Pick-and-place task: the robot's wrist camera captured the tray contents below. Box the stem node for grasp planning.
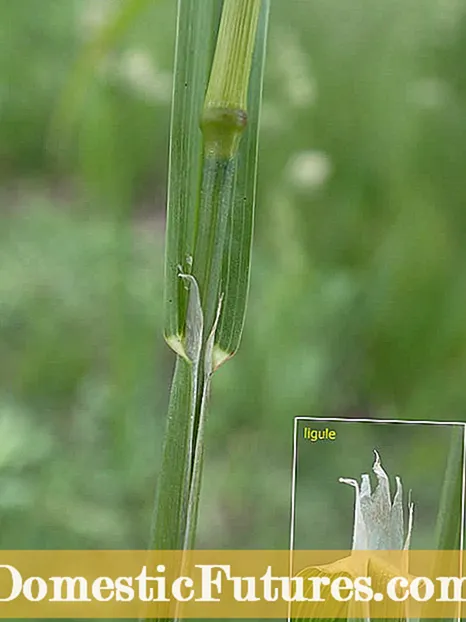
[201,106,248,158]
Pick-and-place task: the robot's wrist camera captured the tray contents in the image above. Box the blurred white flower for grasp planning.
[340,450,414,550]
[80,0,113,35]
[286,150,332,190]
[79,3,172,105]
[408,78,450,110]
[118,49,172,104]
[436,0,464,30]
[273,28,317,108]
[0,401,52,468]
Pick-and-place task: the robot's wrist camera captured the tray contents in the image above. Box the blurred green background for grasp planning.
[1,0,466,562]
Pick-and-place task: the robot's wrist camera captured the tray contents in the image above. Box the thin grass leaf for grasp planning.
[151,0,220,563]
[150,274,203,550]
[434,425,464,550]
[180,2,269,554]
[426,426,465,622]
[191,0,263,339]
[155,0,218,563]
[182,294,223,551]
[214,0,270,366]
[191,154,237,335]
[164,0,218,357]
[149,356,194,551]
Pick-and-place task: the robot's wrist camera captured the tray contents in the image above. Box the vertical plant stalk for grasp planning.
[429,427,465,622]
[153,0,269,573]
[434,426,464,551]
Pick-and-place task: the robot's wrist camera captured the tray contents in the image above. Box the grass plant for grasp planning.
[152,0,270,555]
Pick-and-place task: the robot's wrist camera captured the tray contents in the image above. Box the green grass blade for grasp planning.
[434,425,464,550]
[183,297,223,550]
[191,155,237,336]
[426,426,465,622]
[164,0,270,561]
[150,356,194,551]
[191,0,264,341]
[152,0,220,564]
[152,272,204,549]
[157,0,268,575]
[214,0,270,366]
[163,0,218,357]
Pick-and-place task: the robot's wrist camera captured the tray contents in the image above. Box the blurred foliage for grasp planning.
[0,204,168,549]
[0,0,466,572]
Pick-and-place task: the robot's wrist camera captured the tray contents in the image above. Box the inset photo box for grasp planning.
[291,418,466,551]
